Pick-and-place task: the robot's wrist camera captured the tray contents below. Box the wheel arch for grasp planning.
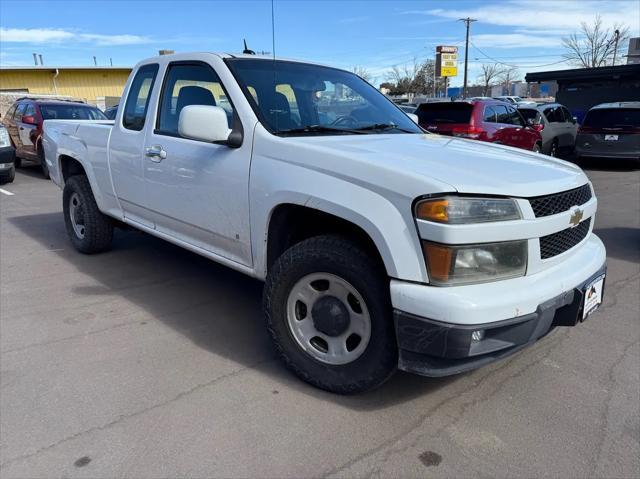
[258,195,426,283]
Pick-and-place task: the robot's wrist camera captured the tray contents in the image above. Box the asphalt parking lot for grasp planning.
[1,161,638,478]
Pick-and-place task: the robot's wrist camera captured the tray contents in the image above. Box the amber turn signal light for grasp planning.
[416,199,449,223]
[422,242,453,282]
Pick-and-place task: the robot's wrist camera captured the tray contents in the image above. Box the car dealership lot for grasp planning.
[1,163,638,478]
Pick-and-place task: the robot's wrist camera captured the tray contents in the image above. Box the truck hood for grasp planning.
[284,133,588,197]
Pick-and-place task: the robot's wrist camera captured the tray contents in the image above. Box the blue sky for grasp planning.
[1,0,638,87]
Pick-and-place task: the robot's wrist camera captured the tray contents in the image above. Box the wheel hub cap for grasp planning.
[69,192,85,239]
[285,272,371,365]
[312,296,350,337]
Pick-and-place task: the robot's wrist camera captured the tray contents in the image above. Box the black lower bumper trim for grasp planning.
[395,264,607,377]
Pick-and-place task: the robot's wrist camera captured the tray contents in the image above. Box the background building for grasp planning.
[628,37,640,64]
[0,66,132,115]
[526,63,640,122]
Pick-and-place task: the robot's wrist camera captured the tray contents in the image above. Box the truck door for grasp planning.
[142,60,253,267]
[108,63,160,228]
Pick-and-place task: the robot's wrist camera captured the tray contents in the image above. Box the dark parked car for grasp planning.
[0,125,16,184]
[575,102,640,162]
[518,103,578,157]
[416,99,542,152]
[103,104,119,120]
[2,98,106,178]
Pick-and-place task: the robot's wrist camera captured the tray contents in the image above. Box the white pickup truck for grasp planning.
[43,52,606,393]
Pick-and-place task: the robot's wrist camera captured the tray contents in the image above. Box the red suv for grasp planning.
[2,98,106,178]
[416,100,543,152]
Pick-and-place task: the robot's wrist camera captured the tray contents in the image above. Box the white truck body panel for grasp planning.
[42,51,605,323]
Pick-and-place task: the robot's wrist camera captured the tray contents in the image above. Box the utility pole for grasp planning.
[612,29,620,66]
[459,17,477,98]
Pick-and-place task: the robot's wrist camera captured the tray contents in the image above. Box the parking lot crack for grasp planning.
[0,357,276,469]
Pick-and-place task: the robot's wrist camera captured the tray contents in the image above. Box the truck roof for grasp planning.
[137,51,333,69]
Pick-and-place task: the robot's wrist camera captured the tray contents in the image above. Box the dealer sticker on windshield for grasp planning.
[604,134,619,141]
[583,274,605,319]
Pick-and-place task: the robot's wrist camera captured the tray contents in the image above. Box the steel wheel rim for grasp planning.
[69,192,85,239]
[286,272,371,365]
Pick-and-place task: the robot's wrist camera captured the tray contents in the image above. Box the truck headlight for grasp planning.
[416,196,521,224]
[422,240,527,285]
[0,127,10,148]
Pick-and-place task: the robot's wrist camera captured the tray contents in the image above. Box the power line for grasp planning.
[470,41,570,68]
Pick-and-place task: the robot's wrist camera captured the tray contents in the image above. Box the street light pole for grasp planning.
[459,17,477,99]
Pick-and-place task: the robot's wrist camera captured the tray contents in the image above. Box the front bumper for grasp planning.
[391,234,607,377]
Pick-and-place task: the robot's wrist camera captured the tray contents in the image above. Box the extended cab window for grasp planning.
[123,64,159,131]
[157,63,233,137]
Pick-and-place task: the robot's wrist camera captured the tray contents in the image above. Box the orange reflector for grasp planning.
[416,199,449,223]
[423,242,454,282]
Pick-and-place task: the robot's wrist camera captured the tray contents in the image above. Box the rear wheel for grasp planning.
[264,235,397,394]
[63,175,113,253]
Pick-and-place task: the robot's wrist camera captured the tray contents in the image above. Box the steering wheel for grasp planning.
[330,115,359,128]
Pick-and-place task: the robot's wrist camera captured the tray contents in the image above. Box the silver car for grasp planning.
[518,103,578,157]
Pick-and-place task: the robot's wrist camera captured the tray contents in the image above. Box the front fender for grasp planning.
[250,163,427,283]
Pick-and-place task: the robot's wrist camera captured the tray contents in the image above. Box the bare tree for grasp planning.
[477,64,505,96]
[562,15,630,67]
[352,66,372,82]
[499,67,520,94]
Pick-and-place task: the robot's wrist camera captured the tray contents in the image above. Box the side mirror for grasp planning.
[407,113,419,124]
[22,115,37,125]
[178,105,230,143]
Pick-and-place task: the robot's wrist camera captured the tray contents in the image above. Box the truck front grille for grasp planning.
[539,218,591,259]
[529,184,592,218]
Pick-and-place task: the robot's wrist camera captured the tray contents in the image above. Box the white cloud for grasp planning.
[406,0,638,32]
[0,28,151,46]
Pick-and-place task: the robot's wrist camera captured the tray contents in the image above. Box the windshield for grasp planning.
[583,108,640,129]
[40,104,107,121]
[225,59,422,136]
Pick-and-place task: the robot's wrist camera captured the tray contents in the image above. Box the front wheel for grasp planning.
[63,175,113,253]
[0,167,15,184]
[263,235,397,394]
[532,142,542,153]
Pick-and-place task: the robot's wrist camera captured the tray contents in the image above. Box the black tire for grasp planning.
[549,140,558,157]
[0,167,15,184]
[533,142,542,153]
[38,144,49,179]
[14,157,22,169]
[263,235,397,394]
[63,175,113,254]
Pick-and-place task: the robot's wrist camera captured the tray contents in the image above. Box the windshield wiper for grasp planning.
[353,123,415,133]
[277,125,368,135]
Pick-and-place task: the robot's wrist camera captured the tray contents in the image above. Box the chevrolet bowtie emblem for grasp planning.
[570,209,583,227]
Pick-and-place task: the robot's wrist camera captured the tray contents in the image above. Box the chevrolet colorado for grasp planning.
[43,53,606,393]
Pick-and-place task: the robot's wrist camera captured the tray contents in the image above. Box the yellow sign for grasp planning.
[436,45,459,78]
[440,66,458,77]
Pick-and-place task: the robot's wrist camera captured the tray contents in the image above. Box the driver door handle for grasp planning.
[145,145,166,162]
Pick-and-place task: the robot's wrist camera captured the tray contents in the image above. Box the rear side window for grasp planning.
[483,106,497,122]
[493,104,510,123]
[583,108,640,129]
[123,64,159,131]
[156,62,234,137]
[416,103,473,124]
[544,106,564,123]
[23,104,36,117]
[13,104,26,120]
